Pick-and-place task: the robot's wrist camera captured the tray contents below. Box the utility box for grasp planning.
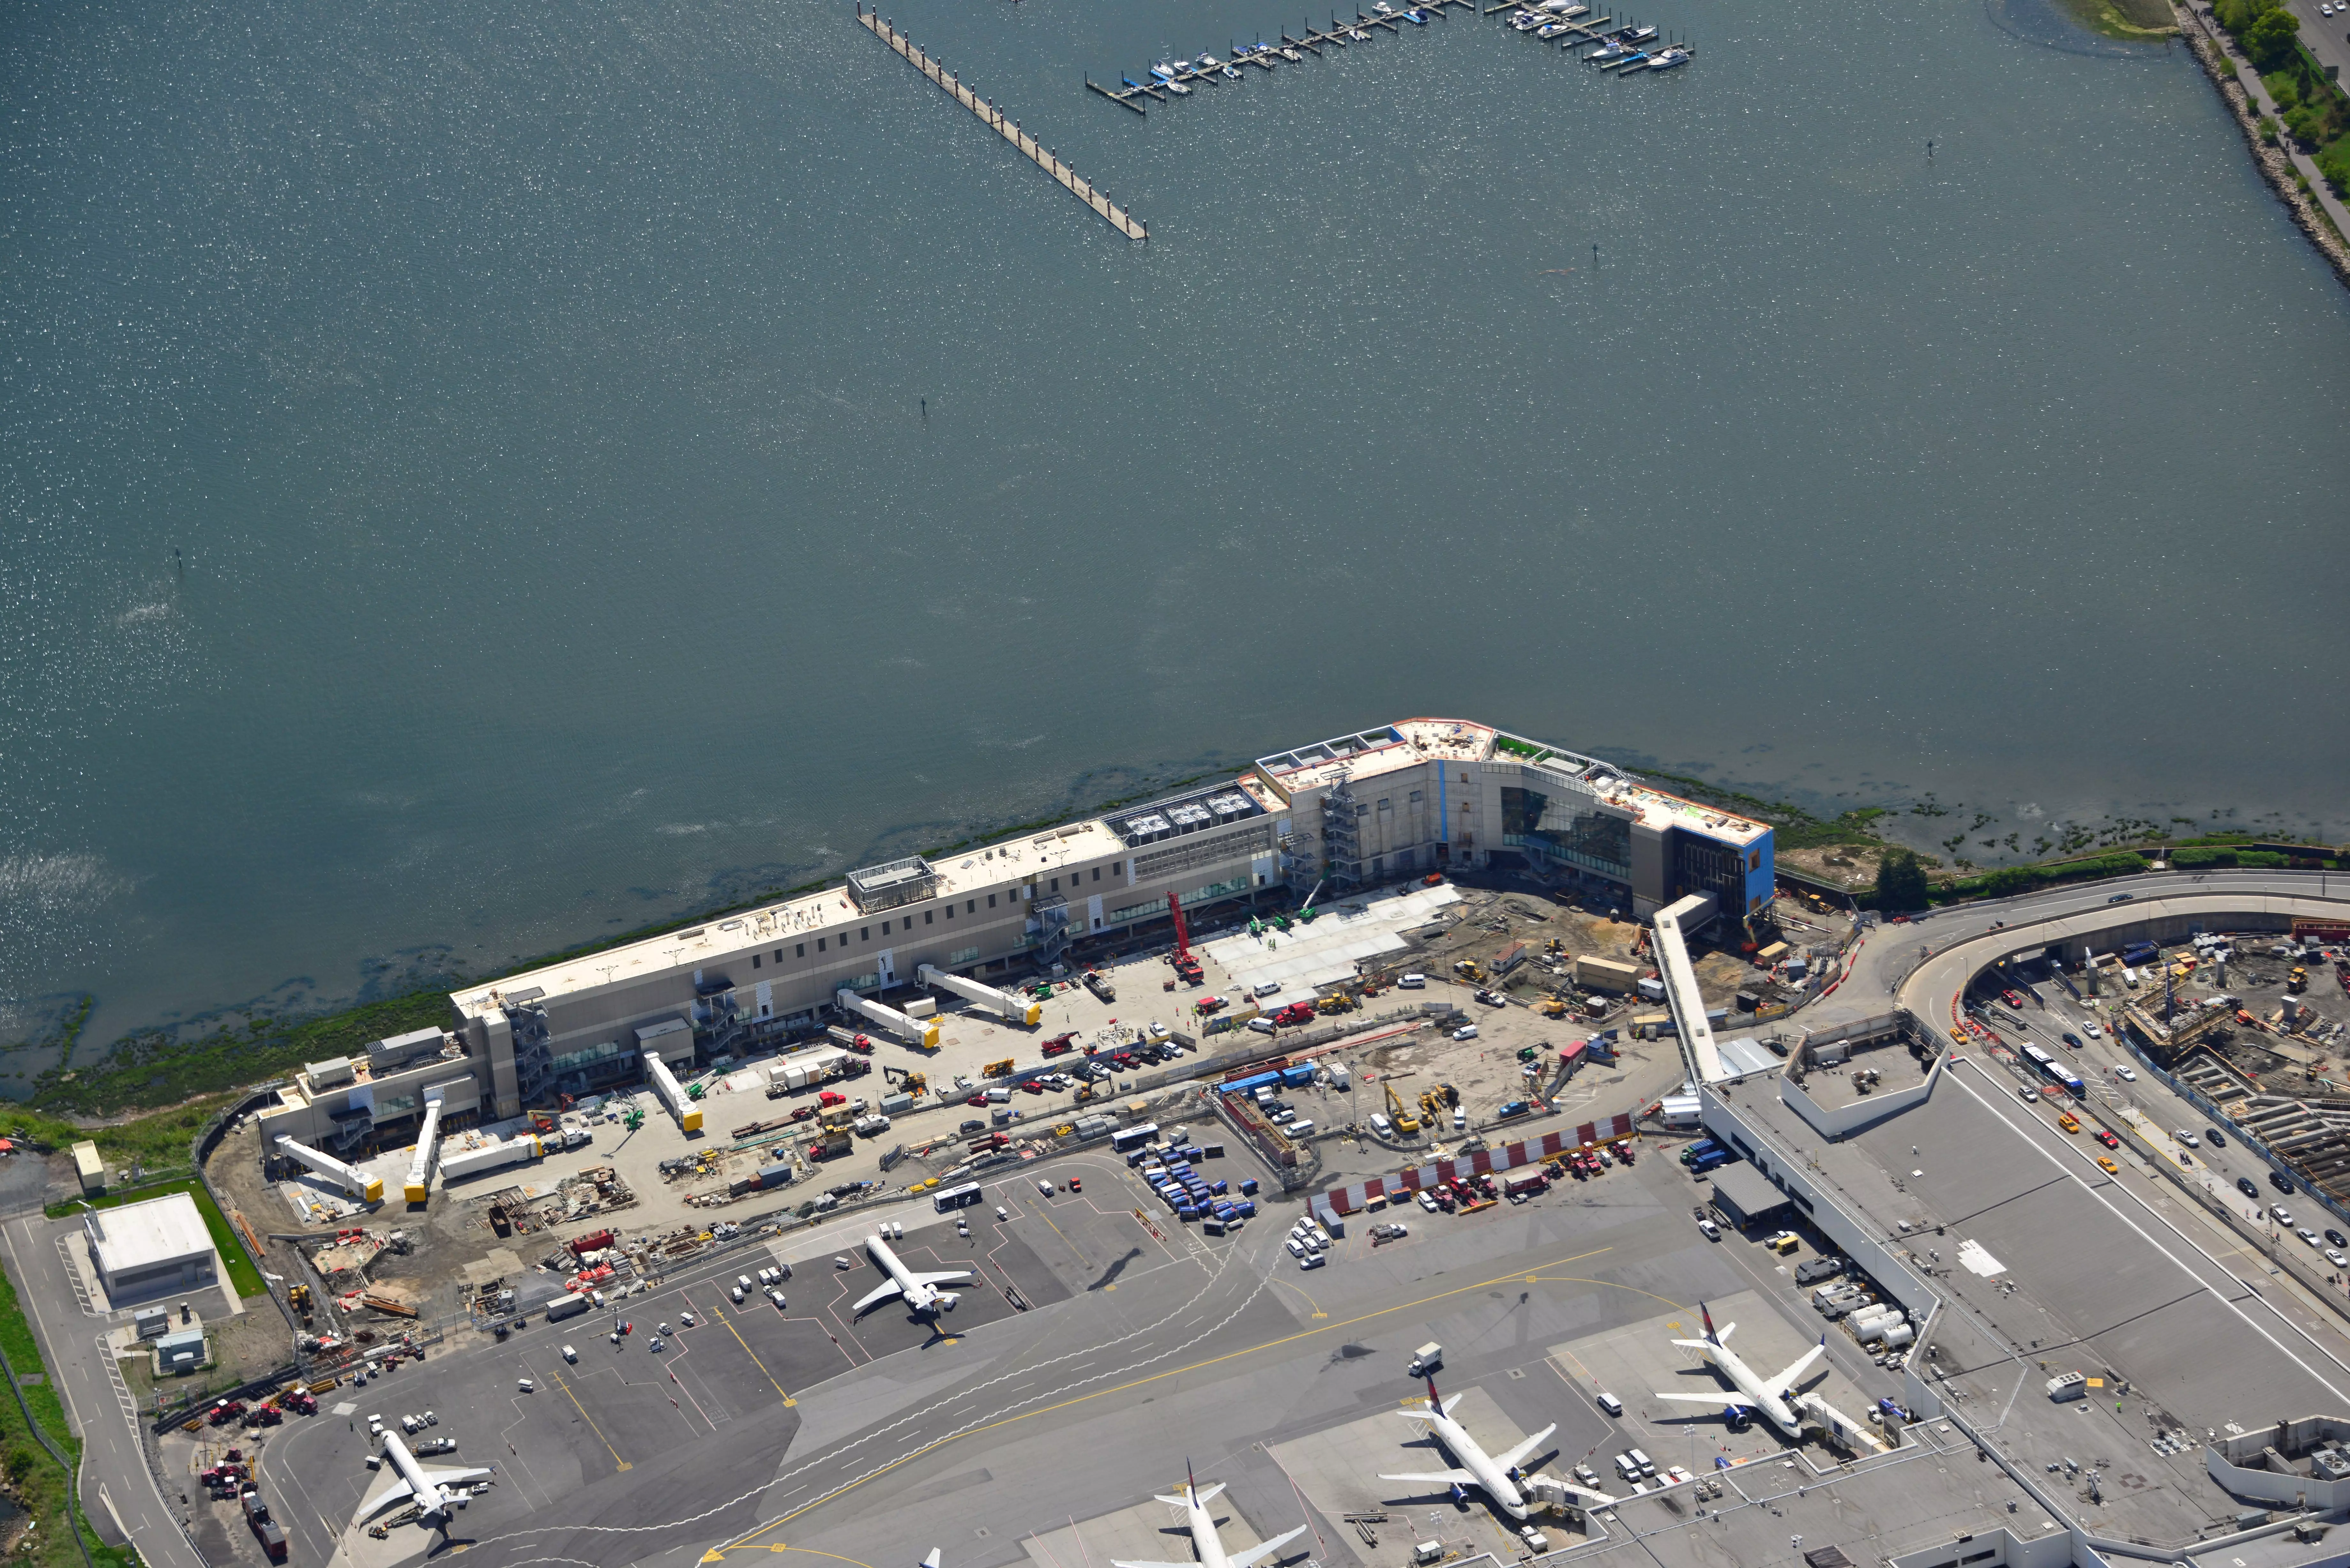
[71,1140,104,1195]
[155,1328,206,1373]
[133,1307,170,1340]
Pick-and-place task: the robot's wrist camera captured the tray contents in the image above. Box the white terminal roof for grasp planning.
[86,1193,213,1271]
[456,818,1122,1019]
[453,714,1766,1020]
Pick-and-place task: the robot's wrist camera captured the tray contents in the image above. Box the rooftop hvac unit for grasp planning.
[1126,813,1170,841]
[1209,792,1251,818]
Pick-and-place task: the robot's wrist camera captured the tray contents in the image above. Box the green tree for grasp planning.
[2244,8,2299,71]
[1874,848,1930,911]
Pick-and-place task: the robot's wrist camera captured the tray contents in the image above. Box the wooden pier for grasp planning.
[857,5,1146,240]
[1484,0,1692,68]
[1088,0,1473,115]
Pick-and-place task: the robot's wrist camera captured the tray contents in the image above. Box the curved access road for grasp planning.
[1804,866,2350,1033]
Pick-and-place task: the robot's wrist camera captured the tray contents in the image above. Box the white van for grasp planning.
[1286,1120,1315,1139]
[1399,973,1427,989]
[1371,1113,1394,1136]
[1253,980,1282,997]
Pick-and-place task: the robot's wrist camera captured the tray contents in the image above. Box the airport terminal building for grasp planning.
[254,717,1772,1148]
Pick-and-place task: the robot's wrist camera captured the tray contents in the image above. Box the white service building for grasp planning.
[83,1193,218,1301]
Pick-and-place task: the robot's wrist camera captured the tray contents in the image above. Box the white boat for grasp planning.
[1647,45,1689,67]
[1280,44,1302,58]
[1351,23,1370,35]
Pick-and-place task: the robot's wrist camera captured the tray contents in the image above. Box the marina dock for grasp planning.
[1088,0,1474,116]
[857,5,1146,240]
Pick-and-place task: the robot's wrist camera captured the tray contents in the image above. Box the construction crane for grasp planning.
[1384,1081,1421,1135]
[1168,893,1203,985]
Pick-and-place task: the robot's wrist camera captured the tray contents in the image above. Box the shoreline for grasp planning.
[2174,0,2350,283]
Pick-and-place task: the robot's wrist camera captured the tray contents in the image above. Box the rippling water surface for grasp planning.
[5,0,2348,1075]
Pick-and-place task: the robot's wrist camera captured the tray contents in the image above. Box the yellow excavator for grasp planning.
[1454,959,1486,984]
[1385,1081,1421,1135]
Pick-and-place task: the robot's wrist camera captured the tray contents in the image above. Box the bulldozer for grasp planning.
[1316,992,1356,1015]
[1384,1081,1421,1136]
[1454,959,1486,984]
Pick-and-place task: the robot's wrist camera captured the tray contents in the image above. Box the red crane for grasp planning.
[1168,893,1203,984]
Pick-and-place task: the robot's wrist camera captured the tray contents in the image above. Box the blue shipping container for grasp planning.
[1240,1178,1260,1196]
[1222,1071,1281,1094]
[1281,1064,1315,1087]
[1210,1178,1228,1195]
[1236,1199,1257,1217]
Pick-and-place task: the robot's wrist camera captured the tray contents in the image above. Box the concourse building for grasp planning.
[254,716,1773,1151]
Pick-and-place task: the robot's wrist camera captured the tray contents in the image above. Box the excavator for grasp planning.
[1417,1083,1459,1122]
[1385,1081,1421,1135]
[883,1065,929,1097]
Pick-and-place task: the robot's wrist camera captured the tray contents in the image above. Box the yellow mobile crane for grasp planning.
[1385,1081,1421,1135]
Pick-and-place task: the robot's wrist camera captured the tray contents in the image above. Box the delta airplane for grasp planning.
[1112,1463,1309,1568]
[1379,1376,1558,1521]
[852,1232,974,1317]
[360,1430,494,1532]
[1651,1301,1825,1439]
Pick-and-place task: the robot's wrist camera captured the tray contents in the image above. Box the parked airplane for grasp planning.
[360,1431,494,1531]
[1380,1376,1556,1520]
[1111,1462,1309,1568]
[853,1233,974,1317]
[1651,1301,1825,1440]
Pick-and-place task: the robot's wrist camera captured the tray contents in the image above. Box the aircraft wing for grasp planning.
[419,1464,495,1489]
[1111,1561,1194,1568]
[1494,1422,1557,1473]
[1230,1524,1312,1568]
[1652,1392,1738,1404]
[852,1278,906,1314]
[908,1268,973,1287]
[360,1478,416,1519]
[1764,1343,1828,1397]
[1379,1469,1478,1488]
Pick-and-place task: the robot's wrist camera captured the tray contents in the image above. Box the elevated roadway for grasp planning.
[1802,867,2350,1036]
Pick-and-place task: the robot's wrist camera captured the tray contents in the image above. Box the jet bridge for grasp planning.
[643,1051,704,1133]
[402,1085,452,1204]
[275,1135,385,1204]
[916,964,1043,1026]
[837,988,942,1049]
[1653,892,1726,1084]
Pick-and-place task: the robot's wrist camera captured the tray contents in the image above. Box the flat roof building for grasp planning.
[251,717,1777,1152]
[83,1192,216,1302]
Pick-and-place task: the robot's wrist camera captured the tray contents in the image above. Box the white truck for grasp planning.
[1407,1341,1443,1376]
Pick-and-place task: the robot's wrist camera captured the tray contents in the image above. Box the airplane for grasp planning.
[1650,1301,1826,1441]
[852,1232,974,1317]
[1379,1376,1556,1521]
[360,1430,494,1533]
[1111,1461,1309,1568]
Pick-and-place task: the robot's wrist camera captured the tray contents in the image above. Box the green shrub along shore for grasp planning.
[2214,0,2350,195]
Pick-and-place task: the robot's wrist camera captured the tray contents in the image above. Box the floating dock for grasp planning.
[1088,0,1474,115]
[1487,1,1694,69]
[857,4,1147,240]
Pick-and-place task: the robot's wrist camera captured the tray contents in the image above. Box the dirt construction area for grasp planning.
[197,872,1833,1396]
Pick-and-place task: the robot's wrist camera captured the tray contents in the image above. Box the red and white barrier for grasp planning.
[1321,1112,1637,1214]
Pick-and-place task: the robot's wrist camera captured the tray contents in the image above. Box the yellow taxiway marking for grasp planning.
[717,1302,796,1406]
[540,1360,629,1471]
[712,1246,1614,1554]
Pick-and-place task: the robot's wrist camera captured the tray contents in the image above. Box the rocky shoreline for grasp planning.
[2175,0,2350,284]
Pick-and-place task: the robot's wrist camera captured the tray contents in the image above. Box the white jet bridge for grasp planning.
[642,1050,704,1133]
[916,963,1042,1026]
[837,988,942,1049]
[275,1135,384,1203]
[1653,892,1726,1084]
[402,1085,454,1204]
